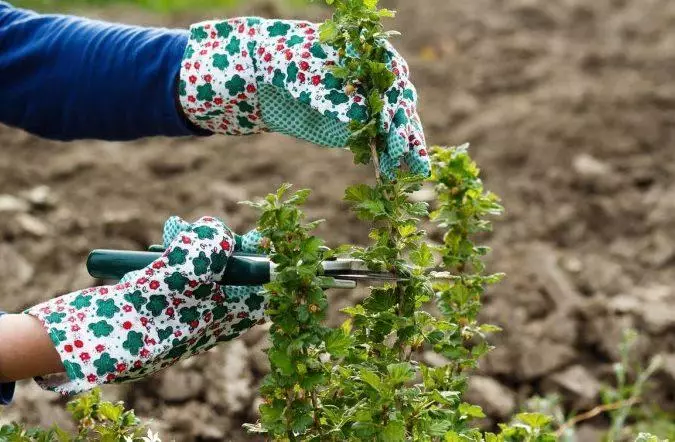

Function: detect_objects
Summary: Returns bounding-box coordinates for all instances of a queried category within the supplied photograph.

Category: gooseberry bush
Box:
[241,0,518,440]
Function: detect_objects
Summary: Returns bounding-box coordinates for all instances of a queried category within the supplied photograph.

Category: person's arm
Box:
[0,313,63,383]
[0,1,207,140]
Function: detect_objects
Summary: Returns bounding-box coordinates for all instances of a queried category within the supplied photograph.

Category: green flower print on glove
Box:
[179,17,430,180]
[162,216,268,327]
[25,216,266,396]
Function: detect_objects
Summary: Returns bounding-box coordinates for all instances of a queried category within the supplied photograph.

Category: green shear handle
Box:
[87,250,271,286]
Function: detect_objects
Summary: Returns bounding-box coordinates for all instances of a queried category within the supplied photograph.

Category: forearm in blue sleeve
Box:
[0,1,207,140]
[0,311,16,406]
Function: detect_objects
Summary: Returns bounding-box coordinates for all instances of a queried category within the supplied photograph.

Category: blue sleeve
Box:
[0,1,209,140]
[0,311,16,405]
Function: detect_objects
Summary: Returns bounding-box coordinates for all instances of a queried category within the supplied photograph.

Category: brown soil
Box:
[1,0,674,440]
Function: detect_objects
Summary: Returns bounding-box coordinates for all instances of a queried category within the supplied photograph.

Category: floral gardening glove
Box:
[179,17,430,180]
[25,216,267,395]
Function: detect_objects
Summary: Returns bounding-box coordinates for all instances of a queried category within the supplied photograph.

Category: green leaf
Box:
[444,431,464,442]
[410,242,434,267]
[260,401,285,426]
[386,362,415,386]
[377,8,397,18]
[359,368,384,392]
[357,199,386,218]
[479,323,502,334]
[325,329,353,357]
[428,419,453,436]
[516,412,552,429]
[362,287,396,313]
[268,348,294,376]
[289,188,311,205]
[382,420,405,441]
[291,410,314,434]
[407,201,429,217]
[345,184,373,202]
[97,402,123,422]
[319,19,339,42]
[397,223,417,238]
[368,89,385,115]
[458,402,485,419]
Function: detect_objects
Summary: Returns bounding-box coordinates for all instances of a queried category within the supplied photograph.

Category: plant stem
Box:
[311,391,320,431]
[370,141,381,183]
[555,398,641,438]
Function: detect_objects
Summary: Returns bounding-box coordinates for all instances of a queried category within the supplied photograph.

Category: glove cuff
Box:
[178,18,267,135]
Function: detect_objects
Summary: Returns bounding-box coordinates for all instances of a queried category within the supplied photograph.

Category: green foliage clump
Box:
[0,388,154,441]
[317,0,400,167]
[239,0,515,440]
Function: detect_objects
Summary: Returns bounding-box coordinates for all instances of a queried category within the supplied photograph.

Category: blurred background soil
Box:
[1,0,674,440]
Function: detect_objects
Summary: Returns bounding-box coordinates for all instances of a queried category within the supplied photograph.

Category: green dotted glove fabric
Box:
[178,17,430,180]
[25,217,266,395]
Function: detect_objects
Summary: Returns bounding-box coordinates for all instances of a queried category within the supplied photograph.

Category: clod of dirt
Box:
[14,214,50,238]
[157,369,205,403]
[102,211,152,246]
[249,342,271,376]
[162,401,232,442]
[517,338,577,380]
[572,153,618,192]
[527,243,583,312]
[576,424,607,442]
[465,376,517,419]
[0,245,34,292]
[21,185,57,210]
[543,365,601,409]
[0,195,29,213]
[202,341,255,416]
[240,323,271,347]
[422,351,451,368]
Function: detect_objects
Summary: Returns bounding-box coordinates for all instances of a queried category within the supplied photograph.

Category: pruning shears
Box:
[87,246,403,290]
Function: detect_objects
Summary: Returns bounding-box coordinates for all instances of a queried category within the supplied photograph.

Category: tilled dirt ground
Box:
[1,0,674,440]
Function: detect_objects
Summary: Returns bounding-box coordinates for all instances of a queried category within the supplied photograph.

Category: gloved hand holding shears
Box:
[1,216,267,396]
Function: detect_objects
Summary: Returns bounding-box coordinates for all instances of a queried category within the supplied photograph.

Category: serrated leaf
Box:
[97,402,123,422]
[459,402,485,419]
[444,431,462,442]
[410,242,434,267]
[516,412,552,429]
[362,287,396,313]
[319,19,339,42]
[368,89,385,115]
[291,412,314,434]
[359,368,383,392]
[382,419,405,442]
[397,223,417,237]
[268,348,294,376]
[345,184,373,202]
[386,362,415,385]
[407,201,429,217]
[479,323,502,333]
[288,188,311,205]
[357,199,386,217]
[325,329,352,357]
[378,8,396,18]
